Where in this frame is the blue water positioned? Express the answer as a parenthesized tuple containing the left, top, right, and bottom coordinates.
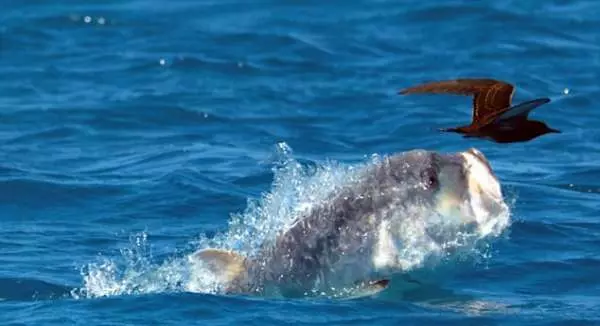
(2, 0, 600, 324)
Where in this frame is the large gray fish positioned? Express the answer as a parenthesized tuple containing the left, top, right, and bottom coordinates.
(190, 148, 509, 298)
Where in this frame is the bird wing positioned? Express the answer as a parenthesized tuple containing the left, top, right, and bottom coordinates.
(488, 98, 551, 123)
(399, 78, 515, 125)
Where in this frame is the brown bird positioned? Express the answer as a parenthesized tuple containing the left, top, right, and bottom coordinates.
(398, 78, 560, 143)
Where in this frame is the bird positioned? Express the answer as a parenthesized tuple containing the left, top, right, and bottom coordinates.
(398, 78, 560, 143)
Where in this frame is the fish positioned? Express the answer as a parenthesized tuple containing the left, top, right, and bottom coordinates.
(189, 148, 509, 298)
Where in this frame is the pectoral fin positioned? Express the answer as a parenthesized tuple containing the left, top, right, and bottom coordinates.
(343, 279, 390, 300)
(190, 248, 248, 285)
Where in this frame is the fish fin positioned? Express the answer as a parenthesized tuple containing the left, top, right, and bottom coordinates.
(190, 248, 248, 285)
(344, 279, 390, 299)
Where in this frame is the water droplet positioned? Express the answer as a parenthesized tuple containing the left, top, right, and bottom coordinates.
(563, 88, 570, 95)
(159, 58, 166, 65)
(97, 17, 106, 25)
(84, 16, 92, 23)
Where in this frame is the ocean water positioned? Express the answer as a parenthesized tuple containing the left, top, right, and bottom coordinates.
(2, 0, 600, 324)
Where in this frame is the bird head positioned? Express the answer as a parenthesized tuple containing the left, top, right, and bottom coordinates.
(531, 120, 561, 136)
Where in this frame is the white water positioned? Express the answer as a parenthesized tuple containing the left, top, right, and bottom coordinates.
(73, 143, 513, 299)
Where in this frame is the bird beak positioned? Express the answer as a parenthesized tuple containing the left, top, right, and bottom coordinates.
(550, 128, 561, 133)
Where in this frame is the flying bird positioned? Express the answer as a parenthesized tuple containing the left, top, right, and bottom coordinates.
(398, 78, 560, 143)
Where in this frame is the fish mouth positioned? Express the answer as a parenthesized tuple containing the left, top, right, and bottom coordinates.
(459, 148, 508, 233)
(433, 148, 508, 235)
(461, 148, 502, 201)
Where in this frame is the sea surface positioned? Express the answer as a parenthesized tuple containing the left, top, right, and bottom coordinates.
(2, 0, 600, 325)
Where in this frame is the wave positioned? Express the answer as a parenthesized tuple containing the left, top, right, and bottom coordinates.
(0, 277, 74, 302)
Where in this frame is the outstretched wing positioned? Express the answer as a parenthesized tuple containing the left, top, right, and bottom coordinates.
(488, 98, 551, 123)
(399, 78, 515, 125)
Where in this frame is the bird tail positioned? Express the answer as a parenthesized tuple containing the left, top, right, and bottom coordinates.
(439, 127, 461, 133)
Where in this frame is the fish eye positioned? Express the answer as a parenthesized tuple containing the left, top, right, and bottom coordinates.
(421, 167, 439, 188)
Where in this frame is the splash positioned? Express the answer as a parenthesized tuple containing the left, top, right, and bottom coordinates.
(73, 143, 512, 299)
(195, 143, 373, 253)
(72, 232, 190, 299)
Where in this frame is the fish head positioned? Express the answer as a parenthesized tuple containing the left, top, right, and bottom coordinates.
(431, 147, 509, 236)
(372, 148, 509, 272)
